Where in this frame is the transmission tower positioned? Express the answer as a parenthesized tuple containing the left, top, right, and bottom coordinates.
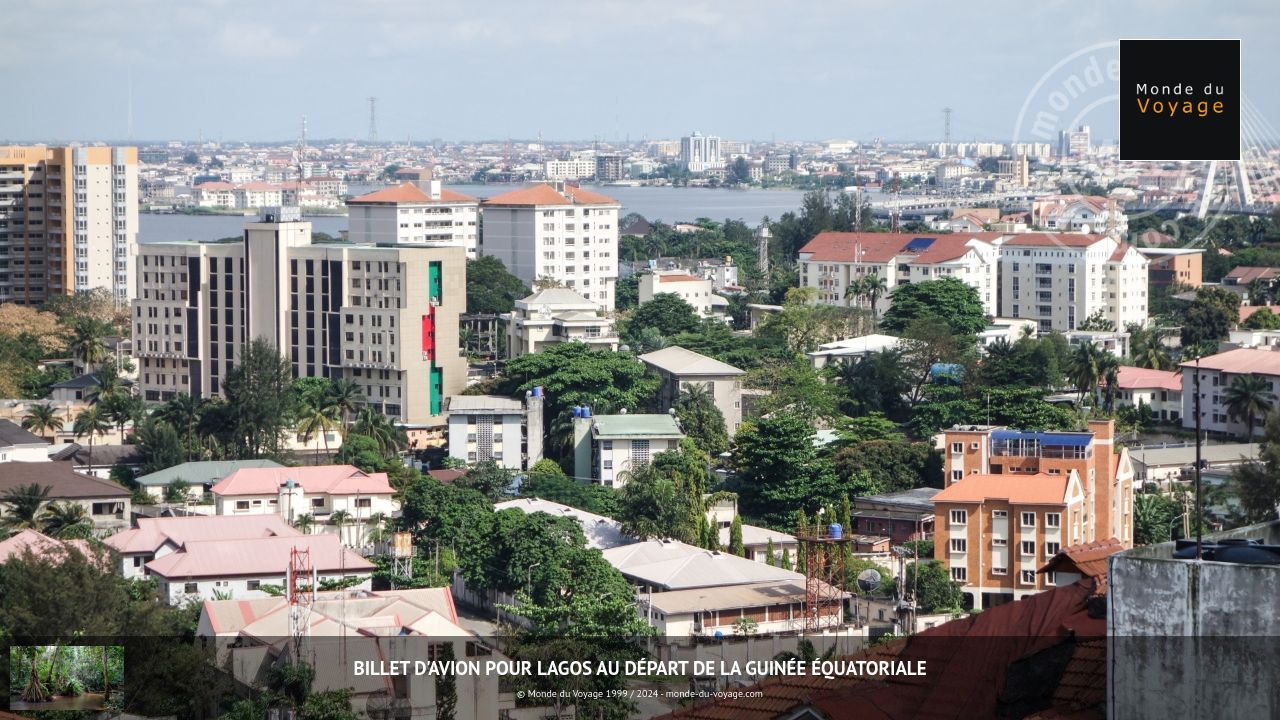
(942, 107, 953, 145)
(368, 96, 378, 143)
(794, 523, 850, 633)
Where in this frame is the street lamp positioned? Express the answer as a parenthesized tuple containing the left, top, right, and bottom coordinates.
(525, 562, 542, 593)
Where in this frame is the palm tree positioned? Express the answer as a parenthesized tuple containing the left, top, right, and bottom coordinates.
(98, 391, 141, 441)
(68, 319, 109, 373)
(296, 401, 340, 461)
(1, 483, 51, 534)
(324, 379, 364, 436)
(1101, 357, 1121, 412)
(861, 273, 888, 323)
(365, 512, 389, 547)
(21, 404, 63, 441)
(352, 407, 407, 455)
(329, 510, 351, 545)
(1128, 323, 1174, 371)
(86, 362, 122, 405)
(72, 405, 110, 471)
(293, 513, 315, 535)
(39, 501, 92, 539)
(843, 276, 866, 309)
(1223, 374, 1275, 438)
(1068, 342, 1107, 406)
(155, 393, 203, 460)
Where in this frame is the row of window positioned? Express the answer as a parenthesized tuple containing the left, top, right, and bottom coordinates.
(949, 509, 1061, 528)
(950, 567, 1050, 585)
(950, 537, 1061, 557)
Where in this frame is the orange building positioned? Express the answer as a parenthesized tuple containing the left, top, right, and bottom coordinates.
(1138, 248, 1203, 288)
(933, 420, 1133, 609)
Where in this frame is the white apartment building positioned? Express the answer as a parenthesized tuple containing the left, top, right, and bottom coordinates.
(0, 146, 137, 305)
(680, 132, 724, 172)
(544, 158, 597, 181)
(503, 287, 618, 358)
(996, 233, 1148, 333)
(480, 182, 620, 310)
(797, 232, 1000, 317)
(132, 207, 466, 430)
(638, 270, 727, 319)
(347, 181, 480, 258)
(1114, 366, 1182, 422)
(571, 412, 685, 488)
(1181, 348, 1280, 438)
(445, 392, 544, 470)
(638, 345, 745, 434)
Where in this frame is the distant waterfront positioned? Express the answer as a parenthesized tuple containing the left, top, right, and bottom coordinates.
(138, 184, 816, 244)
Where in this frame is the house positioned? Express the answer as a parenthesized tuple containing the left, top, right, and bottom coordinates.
(47, 443, 142, 479)
(806, 334, 903, 369)
(197, 587, 511, 720)
(0, 420, 51, 463)
(105, 514, 302, 579)
(1112, 366, 1182, 421)
(133, 459, 284, 501)
(1180, 348, 1280, 438)
(850, 487, 939, 543)
(1222, 265, 1280, 287)
(48, 372, 133, 403)
(0, 528, 101, 566)
(503, 287, 619, 359)
(1127, 442, 1259, 490)
(0, 462, 131, 534)
(143, 532, 373, 604)
(1138, 247, 1203, 288)
(445, 392, 544, 470)
(210, 464, 397, 545)
(638, 270, 728, 320)
(494, 497, 632, 550)
(939, 420, 1134, 553)
(571, 411, 685, 487)
(933, 471, 1088, 609)
(639, 345, 745, 434)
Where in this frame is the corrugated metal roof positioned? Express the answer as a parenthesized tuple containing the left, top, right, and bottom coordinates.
(591, 414, 684, 439)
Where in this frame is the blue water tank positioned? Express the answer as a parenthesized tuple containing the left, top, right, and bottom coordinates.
(582, 406, 592, 418)
(572, 406, 582, 418)
(532, 386, 543, 397)
(828, 523, 844, 539)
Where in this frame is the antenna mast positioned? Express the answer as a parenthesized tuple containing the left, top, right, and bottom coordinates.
(367, 96, 378, 143)
(287, 546, 317, 664)
(942, 107, 953, 146)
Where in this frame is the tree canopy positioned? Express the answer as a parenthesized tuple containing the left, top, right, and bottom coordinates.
(880, 277, 988, 336)
(466, 256, 529, 314)
(731, 412, 842, 528)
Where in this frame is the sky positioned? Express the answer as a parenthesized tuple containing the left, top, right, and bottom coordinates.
(2, 0, 1278, 144)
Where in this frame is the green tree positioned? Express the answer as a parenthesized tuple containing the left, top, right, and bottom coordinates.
(1180, 286, 1241, 355)
(296, 396, 340, 459)
(837, 349, 911, 420)
(68, 317, 110, 371)
(21, 403, 63, 441)
(898, 315, 974, 406)
(1223, 375, 1275, 438)
(833, 440, 943, 493)
(626, 292, 701, 341)
(904, 560, 963, 613)
(135, 419, 187, 475)
(163, 478, 191, 503)
(615, 274, 640, 311)
(1133, 491, 1181, 545)
(519, 459, 619, 516)
(466, 255, 530, 314)
(1127, 323, 1175, 370)
(749, 358, 843, 421)
(457, 459, 513, 500)
(335, 432, 386, 472)
(350, 406, 408, 456)
(298, 689, 358, 720)
(1243, 307, 1280, 330)
(39, 501, 93, 539)
(324, 379, 364, 436)
(1230, 412, 1280, 524)
(616, 443, 706, 542)
(728, 515, 745, 556)
(434, 642, 458, 720)
(880, 277, 988, 336)
(153, 393, 204, 461)
(72, 405, 110, 470)
(674, 382, 729, 457)
(223, 338, 295, 458)
(1077, 310, 1116, 331)
(1068, 342, 1111, 406)
(731, 413, 841, 528)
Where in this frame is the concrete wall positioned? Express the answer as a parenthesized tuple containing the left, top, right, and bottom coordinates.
(1109, 521, 1280, 719)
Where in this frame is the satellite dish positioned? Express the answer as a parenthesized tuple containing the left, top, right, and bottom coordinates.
(857, 568, 882, 593)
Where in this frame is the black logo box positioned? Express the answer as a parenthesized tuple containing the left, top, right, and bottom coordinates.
(1119, 39, 1240, 161)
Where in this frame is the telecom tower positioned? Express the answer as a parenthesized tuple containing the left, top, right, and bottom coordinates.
(287, 546, 317, 664)
(890, 172, 902, 233)
(368, 96, 378, 143)
(942, 107, 952, 146)
(794, 522, 850, 633)
(754, 220, 771, 274)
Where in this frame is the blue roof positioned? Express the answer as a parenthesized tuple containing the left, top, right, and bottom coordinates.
(990, 430, 1092, 447)
(905, 237, 936, 252)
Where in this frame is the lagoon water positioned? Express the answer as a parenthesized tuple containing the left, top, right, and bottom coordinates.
(138, 184, 817, 243)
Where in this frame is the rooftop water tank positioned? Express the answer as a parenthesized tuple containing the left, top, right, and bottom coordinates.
(828, 523, 844, 539)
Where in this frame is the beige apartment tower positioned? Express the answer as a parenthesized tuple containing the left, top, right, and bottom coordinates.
(133, 208, 465, 430)
(0, 146, 137, 305)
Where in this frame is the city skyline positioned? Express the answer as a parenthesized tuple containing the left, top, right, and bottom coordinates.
(4, 0, 1278, 144)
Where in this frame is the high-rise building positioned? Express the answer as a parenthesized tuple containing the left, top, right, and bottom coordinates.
(1058, 125, 1091, 157)
(480, 183, 620, 310)
(679, 132, 724, 172)
(0, 146, 137, 305)
(594, 154, 624, 182)
(346, 181, 479, 258)
(132, 207, 465, 431)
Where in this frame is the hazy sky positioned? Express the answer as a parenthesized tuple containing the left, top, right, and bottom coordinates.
(3, 0, 1277, 144)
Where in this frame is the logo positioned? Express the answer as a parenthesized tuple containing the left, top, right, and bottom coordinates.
(1120, 39, 1240, 161)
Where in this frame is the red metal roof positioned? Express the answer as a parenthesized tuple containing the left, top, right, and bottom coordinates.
(932, 472, 1073, 505)
(349, 182, 476, 204)
(481, 183, 618, 206)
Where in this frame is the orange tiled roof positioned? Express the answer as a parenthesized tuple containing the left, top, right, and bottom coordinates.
(481, 183, 618, 206)
(1038, 537, 1124, 596)
(348, 182, 476, 204)
(932, 472, 1072, 505)
(658, 273, 704, 283)
(799, 232, 998, 265)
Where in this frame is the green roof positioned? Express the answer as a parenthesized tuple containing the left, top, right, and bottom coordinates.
(591, 414, 684, 439)
(134, 459, 284, 487)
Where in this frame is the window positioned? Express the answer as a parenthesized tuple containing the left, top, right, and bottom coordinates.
(247, 580, 260, 591)
(992, 538, 1007, 546)
(1021, 570, 1037, 585)
(949, 509, 967, 525)
(235, 500, 250, 511)
(132, 556, 143, 568)
(184, 583, 198, 594)
(1045, 513, 1061, 528)
(1045, 541, 1061, 557)
(949, 538, 967, 553)
(950, 442, 963, 453)
(950, 469, 963, 482)
(1021, 512, 1036, 527)
(603, 459, 613, 470)
(992, 566, 1007, 575)
(602, 440, 613, 450)
(1021, 540, 1036, 556)
(992, 510, 1008, 519)
(950, 566, 967, 582)
(356, 498, 372, 508)
(311, 498, 324, 508)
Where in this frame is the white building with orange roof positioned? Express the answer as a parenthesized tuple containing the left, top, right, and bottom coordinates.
(480, 182, 621, 310)
(347, 181, 480, 257)
(1113, 366, 1183, 421)
(797, 232, 1000, 316)
(1029, 194, 1127, 236)
(197, 587, 509, 719)
(210, 464, 397, 543)
(994, 233, 1147, 332)
(638, 269, 727, 319)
